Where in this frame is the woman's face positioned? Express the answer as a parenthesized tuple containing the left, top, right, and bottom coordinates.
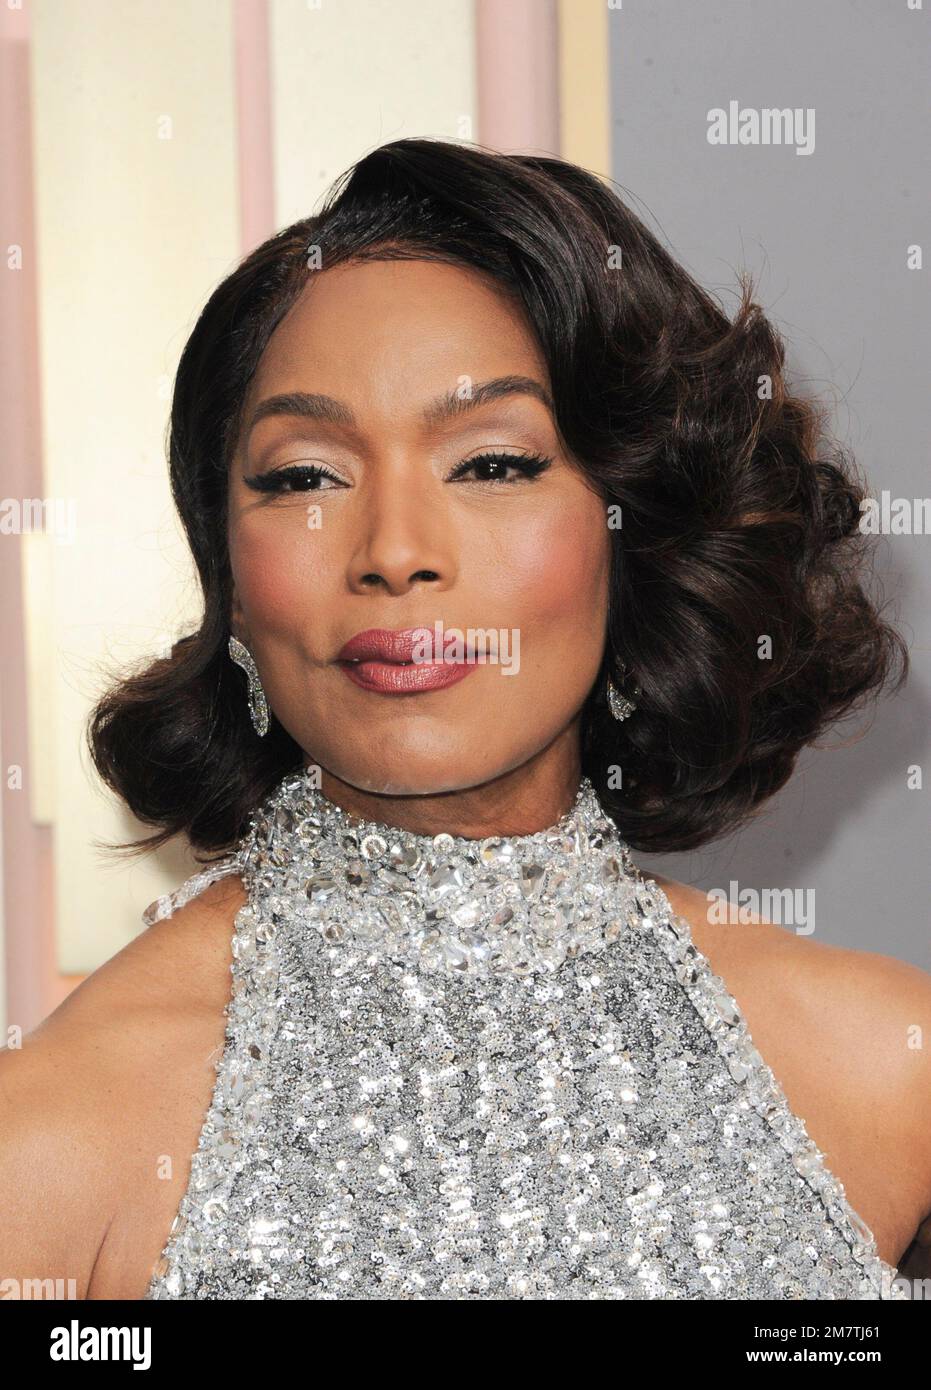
(228, 257, 611, 815)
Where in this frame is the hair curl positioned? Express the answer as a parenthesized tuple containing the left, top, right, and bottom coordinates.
(87, 137, 908, 858)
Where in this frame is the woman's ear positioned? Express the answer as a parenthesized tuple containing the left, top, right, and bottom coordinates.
(229, 586, 246, 644)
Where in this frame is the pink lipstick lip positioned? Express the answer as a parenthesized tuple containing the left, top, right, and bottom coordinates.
(338, 658, 478, 695)
(336, 627, 476, 664)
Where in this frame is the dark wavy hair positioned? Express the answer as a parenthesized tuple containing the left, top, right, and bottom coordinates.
(87, 136, 907, 859)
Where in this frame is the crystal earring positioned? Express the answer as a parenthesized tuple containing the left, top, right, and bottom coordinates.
(228, 635, 269, 736)
(606, 665, 639, 722)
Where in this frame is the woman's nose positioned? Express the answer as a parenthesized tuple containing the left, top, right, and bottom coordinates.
(345, 469, 454, 596)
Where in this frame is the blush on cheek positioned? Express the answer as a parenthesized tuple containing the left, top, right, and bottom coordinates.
(505, 509, 609, 626)
(230, 520, 328, 637)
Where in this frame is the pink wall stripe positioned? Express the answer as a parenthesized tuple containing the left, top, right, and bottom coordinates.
(476, 0, 560, 155)
(0, 0, 276, 1034)
(0, 3, 63, 1033)
(234, 0, 276, 252)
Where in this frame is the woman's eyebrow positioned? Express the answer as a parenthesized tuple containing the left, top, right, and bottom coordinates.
(245, 375, 554, 440)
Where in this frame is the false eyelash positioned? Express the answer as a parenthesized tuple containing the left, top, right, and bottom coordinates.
(243, 463, 343, 493)
(243, 451, 554, 494)
(447, 451, 553, 484)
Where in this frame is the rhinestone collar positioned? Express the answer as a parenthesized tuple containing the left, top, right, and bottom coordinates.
(241, 771, 646, 977)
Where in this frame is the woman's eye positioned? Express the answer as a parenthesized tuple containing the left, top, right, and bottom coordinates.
(243, 451, 554, 495)
(449, 452, 553, 484)
(243, 464, 344, 494)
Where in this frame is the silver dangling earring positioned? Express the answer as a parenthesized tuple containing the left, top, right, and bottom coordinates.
(228, 635, 269, 736)
(606, 664, 640, 723)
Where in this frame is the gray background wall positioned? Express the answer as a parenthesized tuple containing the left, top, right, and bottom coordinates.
(609, 0, 929, 968)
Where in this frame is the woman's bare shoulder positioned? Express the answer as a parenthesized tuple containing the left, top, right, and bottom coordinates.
(0, 872, 247, 1298)
(648, 870, 931, 1267)
(648, 871, 931, 1068)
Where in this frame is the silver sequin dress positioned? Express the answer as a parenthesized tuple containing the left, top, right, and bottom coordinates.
(142, 770, 906, 1300)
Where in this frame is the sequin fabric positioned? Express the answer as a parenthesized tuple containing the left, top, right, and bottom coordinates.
(143, 770, 906, 1300)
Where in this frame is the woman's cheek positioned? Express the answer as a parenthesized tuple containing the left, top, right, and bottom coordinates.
(497, 505, 608, 631)
(231, 516, 332, 635)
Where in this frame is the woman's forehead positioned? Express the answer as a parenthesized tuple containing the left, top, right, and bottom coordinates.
(242, 262, 550, 428)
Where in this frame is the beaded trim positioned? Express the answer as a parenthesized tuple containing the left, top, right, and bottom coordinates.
(144, 883, 281, 1298)
(141, 854, 247, 926)
(631, 873, 908, 1301)
(247, 771, 641, 978)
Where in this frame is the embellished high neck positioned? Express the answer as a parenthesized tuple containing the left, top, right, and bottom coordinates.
(238, 770, 645, 978)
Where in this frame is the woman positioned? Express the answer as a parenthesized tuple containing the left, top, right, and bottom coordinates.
(2, 138, 928, 1300)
